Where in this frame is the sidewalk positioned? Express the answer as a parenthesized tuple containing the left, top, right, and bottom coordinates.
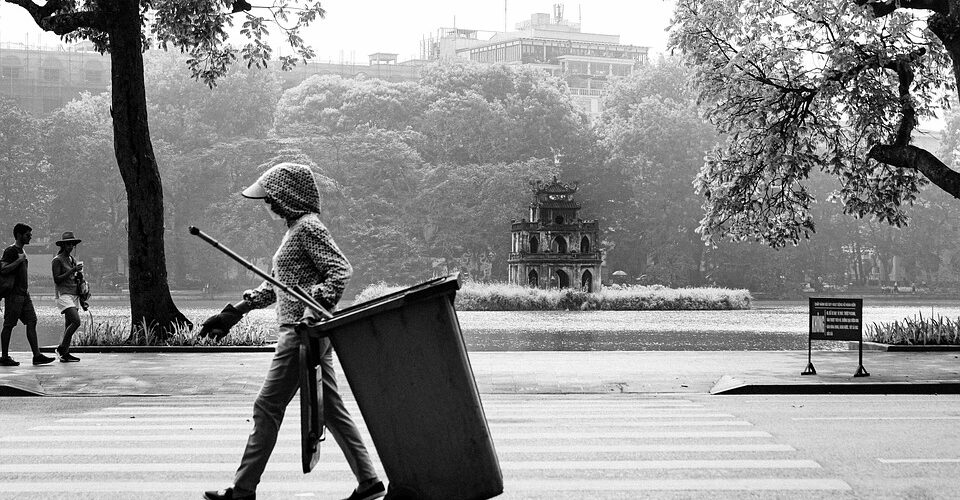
(0, 349, 958, 397)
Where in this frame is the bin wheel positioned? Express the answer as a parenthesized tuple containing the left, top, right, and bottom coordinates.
(385, 484, 421, 500)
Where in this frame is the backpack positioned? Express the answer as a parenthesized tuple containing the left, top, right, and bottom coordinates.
(0, 272, 13, 299)
(0, 248, 16, 299)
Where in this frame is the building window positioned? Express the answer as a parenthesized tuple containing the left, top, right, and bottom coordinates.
(567, 75, 588, 89)
(581, 270, 593, 292)
(529, 235, 540, 253)
(42, 68, 61, 82)
(568, 61, 589, 75)
(552, 235, 567, 254)
(555, 269, 570, 288)
(580, 236, 591, 253)
(545, 45, 562, 62)
(611, 64, 631, 77)
(528, 269, 539, 288)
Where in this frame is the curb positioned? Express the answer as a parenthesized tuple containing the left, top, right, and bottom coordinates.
(851, 342, 960, 352)
(0, 377, 45, 397)
(38, 345, 276, 354)
(710, 375, 960, 395)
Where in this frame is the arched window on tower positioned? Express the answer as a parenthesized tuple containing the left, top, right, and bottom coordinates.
(529, 235, 540, 253)
(580, 236, 590, 253)
(528, 269, 539, 288)
(581, 270, 593, 292)
(552, 235, 567, 253)
(556, 269, 570, 288)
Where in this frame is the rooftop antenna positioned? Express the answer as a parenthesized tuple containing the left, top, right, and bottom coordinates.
(504, 0, 508, 32)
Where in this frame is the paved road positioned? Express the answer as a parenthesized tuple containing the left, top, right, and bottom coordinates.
(2, 393, 960, 499)
(0, 393, 875, 499)
(714, 394, 960, 499)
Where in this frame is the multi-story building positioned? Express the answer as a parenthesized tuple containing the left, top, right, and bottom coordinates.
(276, 52, 423, 88)
(0, 42, 423, 115)
(423, 4, 649, 117)
(0, 42, 110, 114)
(4, 6, 646, 118)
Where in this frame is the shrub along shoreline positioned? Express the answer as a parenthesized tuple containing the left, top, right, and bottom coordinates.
(355, 282, 752, 311)
(72, 282, 751, 347)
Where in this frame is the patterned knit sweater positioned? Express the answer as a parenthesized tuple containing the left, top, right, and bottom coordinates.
(242, 163, 352, 324)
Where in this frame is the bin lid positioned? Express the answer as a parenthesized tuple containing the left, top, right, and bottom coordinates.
(316, 274, 461, 331)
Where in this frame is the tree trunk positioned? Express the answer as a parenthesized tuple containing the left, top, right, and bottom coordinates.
(109, 0, 191, 336)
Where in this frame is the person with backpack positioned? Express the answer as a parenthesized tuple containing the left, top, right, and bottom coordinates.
(0, 223, 54, 366)
(51, 231, 85, 362)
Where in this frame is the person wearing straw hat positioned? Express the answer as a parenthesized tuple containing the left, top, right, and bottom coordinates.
(51, 231, 84, 362)
(200, 162, 385, 500)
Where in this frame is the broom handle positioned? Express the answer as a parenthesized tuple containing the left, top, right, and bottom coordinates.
(188, 226, 333, 319)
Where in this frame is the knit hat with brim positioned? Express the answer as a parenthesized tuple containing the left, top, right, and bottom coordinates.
(241, 180, 267, 199)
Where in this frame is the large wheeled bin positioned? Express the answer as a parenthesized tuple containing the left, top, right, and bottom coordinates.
(299, 274, 502, 500)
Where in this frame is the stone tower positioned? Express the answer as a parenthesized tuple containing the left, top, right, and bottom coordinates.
(507, 177, 602, 291)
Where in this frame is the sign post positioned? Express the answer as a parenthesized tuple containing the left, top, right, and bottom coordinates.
(806, 298, 869, 377)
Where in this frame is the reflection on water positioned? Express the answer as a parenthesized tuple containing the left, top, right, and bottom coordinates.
(9, 298, 960, 352)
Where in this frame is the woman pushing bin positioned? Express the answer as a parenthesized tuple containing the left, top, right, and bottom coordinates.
(198, 162, 385, 500)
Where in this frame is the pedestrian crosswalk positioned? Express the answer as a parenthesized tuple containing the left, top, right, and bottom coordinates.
(0, 395, 851, 499)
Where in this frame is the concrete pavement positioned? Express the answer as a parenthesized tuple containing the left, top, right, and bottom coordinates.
(3, 350, 960, 499)
(0, 349, 957, 397)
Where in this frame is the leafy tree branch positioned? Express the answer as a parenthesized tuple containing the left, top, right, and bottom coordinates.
(671, 0, 957, 249)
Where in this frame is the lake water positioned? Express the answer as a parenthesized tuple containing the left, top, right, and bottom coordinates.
(6, 297, 959, 352)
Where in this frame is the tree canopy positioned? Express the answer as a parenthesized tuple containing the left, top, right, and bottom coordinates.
(670, 0, 960, 248)
(3, 0, 326, 333)
(8, 54, 960, 297)
(578, 57, 717, 286)
(0, 97, 51, 230)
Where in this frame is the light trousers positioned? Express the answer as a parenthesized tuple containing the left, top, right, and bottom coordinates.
(233, 324, 378, 493)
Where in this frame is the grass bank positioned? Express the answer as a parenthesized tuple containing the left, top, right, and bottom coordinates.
(355, 282, 751, 311)
(74, 318, 270, 347)
(866, 313, 960, 346)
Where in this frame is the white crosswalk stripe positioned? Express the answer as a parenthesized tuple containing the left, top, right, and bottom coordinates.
(0, 395, 851, 499)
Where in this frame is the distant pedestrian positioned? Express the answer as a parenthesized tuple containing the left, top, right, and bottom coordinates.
(200, 163, 385, 500)
(0, 223, 54, 366)
(51, 231, 84, 362)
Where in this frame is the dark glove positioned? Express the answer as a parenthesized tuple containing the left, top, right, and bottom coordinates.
(199, 303, 245, 340)
(296, 300, 334, 338)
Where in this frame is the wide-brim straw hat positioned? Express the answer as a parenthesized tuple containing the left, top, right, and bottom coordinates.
(55, 231, 82, 246)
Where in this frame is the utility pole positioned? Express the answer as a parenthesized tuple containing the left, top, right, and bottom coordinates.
(504, 0, 508, 32)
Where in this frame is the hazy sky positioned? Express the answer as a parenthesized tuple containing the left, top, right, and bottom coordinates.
(0, 1, 677, 62)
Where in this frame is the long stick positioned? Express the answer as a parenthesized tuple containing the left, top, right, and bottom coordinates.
(188, 226, 333, 319)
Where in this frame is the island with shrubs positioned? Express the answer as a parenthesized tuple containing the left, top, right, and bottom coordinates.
(354, 281, 752, 312)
